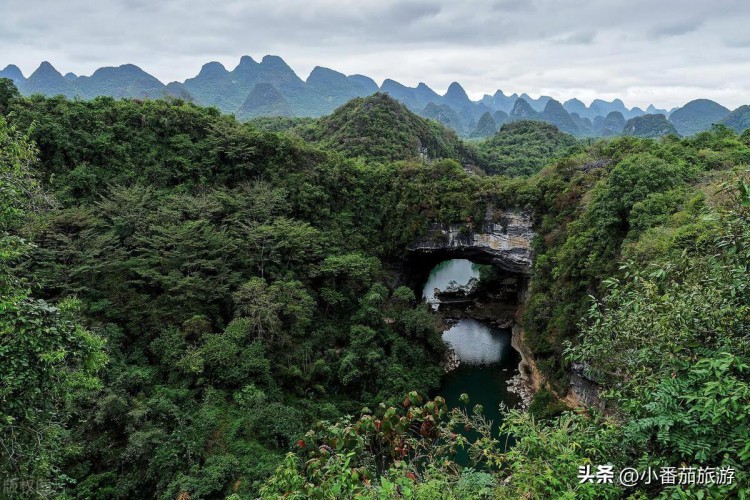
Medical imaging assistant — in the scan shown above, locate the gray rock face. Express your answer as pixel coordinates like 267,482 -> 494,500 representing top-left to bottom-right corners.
570,362 -> 603,409
408,208 -> 534,275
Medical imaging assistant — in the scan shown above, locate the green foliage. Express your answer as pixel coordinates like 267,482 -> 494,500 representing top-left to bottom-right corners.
522,130 -> 742,391
0,298 -> 106,481
0,78 -> 20,115
6,88 -> 750,498
7,95 -> 306,204
0,118 -> 106,485
5,93 -> 483,497
721,105 -> 750,134
246,115 -> 315,133
477,120 -> 580,176
563,176 -> 750,495
527,388 -> 568,420
300,93 -> 466,163
259,393 -> 491,499
623,114 -> 679,137
0,117 -> 38,285
497,410 -> 624,499
469,111 -> 497,139
260,394 -> 626,499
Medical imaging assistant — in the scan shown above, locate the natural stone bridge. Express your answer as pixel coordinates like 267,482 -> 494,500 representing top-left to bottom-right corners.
407,208 -> 535,275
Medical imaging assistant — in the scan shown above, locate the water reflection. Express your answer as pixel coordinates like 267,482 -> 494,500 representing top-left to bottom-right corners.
442,318 -> 510,365
438,319 -> 521,448
421,259 -> 480,304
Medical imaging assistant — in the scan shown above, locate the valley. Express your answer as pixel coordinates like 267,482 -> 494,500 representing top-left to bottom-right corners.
1,72 -> 749,498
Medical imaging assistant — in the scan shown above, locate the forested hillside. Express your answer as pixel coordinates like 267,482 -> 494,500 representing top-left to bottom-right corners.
0,82 -> 519,497
1,79 -> 749,498
476,121 -> 580,176
297,93 -> 470,163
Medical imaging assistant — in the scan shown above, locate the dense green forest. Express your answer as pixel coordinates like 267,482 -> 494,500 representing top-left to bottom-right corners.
475,120 -> 581,176
297,93 -> 470,163
1,78 -> 749,498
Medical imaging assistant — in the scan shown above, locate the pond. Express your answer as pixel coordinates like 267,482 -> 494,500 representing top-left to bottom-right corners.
422,259 -> 521,443
439,319 -> 521,435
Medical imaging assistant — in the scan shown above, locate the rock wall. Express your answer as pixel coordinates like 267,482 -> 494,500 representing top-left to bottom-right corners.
569,362 -> 604,409
407,208 -> 534,275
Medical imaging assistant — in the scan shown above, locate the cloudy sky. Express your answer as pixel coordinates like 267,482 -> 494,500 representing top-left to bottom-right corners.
2,0 -> 749,109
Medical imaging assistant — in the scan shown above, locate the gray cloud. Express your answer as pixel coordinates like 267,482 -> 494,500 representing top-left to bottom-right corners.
1,0 -> 750,109
490,0 -> 535,13
649,19 -> 703,39
557,30 -> 596,45
380,1 -> 443,23
722,36 -> 750,48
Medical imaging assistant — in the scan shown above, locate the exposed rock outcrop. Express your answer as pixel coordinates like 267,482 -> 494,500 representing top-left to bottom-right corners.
407,208 -> 534,275
568,362 -> 604,409
512,322 -> 543,392
441,347 -> 460,373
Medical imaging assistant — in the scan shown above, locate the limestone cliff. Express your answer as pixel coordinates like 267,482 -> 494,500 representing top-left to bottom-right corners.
407,208 -> 534,275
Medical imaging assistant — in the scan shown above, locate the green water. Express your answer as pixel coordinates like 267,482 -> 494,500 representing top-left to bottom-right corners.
423,260 -> 521,456
438,319 -> 521,434
422,258 -> 480,304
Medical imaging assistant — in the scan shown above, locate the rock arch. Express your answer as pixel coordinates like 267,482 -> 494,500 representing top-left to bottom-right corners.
407,208 -> 534,275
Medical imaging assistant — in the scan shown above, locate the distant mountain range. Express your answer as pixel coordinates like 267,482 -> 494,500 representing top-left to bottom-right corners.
3,56 -> 749,138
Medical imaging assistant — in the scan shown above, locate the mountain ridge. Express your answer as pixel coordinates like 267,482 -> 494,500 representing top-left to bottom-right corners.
4,57 -> 748,137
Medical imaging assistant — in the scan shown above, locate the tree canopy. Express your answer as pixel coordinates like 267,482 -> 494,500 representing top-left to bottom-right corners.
2,88 -> 749,497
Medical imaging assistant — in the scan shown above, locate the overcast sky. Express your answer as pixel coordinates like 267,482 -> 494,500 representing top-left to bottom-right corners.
2,0 -> 749,109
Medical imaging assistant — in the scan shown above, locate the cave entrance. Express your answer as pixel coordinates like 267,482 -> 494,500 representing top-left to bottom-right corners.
404,251 -> 528,316
421,258 -> 480,307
